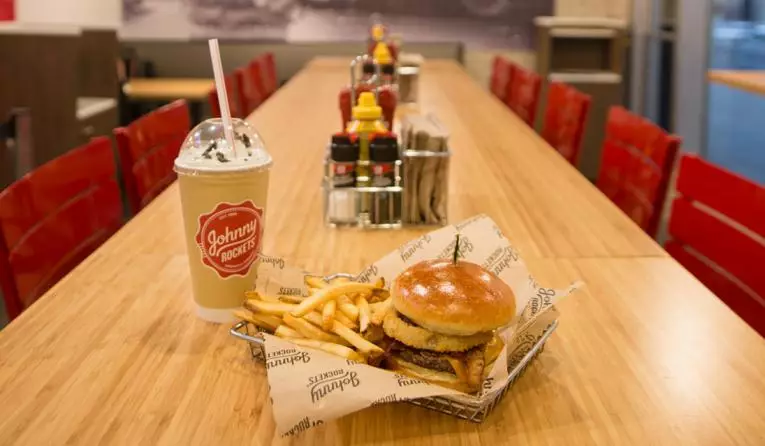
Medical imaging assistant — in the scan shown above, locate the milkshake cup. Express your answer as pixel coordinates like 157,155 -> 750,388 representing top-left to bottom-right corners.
175,117 -> 272,323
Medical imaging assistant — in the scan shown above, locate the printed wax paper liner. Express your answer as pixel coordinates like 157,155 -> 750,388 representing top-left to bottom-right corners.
254,214 -> 580,436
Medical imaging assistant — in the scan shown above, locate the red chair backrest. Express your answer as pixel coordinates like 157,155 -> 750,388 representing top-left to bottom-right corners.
0,137 -> 123,320
114,100 -> 190,215
208,73 -> 243,118
248,59 -> 269,102
235,65 -> 265,115
541,82 -> 592,166
505,65 -> 542,126
596,106 -> 680,237
489,56 -> 512,102
666,154 -> 765,337
258,52 -> 278,97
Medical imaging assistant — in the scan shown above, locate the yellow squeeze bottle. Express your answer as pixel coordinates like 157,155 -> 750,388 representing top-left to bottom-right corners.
346,92 -> 387,214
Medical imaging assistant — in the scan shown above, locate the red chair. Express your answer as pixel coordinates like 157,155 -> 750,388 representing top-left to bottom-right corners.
666,154 -> 765,337
596,106 -> 681,237
258,52 -> 278,98
505,65 -> 542,126
248,59 -> 269,102
489,56 -> 513,102
234,65 -> 265,116
114,100 -> 190,215
0,137 -> 123,320
208,73 -> 243,118
540,82 -> 592,166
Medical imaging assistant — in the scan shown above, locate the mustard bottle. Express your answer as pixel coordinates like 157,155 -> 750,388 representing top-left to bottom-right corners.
346,91 -> 387,190
368,24 -> 386,56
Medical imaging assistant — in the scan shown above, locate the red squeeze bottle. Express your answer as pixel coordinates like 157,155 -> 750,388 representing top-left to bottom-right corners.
339,43 -> 398,130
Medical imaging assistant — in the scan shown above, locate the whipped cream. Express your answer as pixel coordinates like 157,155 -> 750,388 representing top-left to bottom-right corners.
174,119 -> 273,173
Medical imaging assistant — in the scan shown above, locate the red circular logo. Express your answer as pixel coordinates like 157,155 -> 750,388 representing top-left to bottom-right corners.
195,200 -> 264,278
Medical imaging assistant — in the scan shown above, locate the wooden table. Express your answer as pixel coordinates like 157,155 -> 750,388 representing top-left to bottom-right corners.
122,78 -> 215,101
122,78 -> 215,123
708,70 -> 765,95
2,59 -> 764,444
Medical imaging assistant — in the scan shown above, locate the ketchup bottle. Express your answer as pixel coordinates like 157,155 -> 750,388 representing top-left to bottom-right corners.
339,44 -> 398,130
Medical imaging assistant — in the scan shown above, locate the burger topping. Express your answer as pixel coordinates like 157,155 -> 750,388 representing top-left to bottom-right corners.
465,348 -> 486,388
383,309 -> 492,352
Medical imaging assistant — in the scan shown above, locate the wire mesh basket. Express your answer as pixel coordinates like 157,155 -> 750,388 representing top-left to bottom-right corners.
231,316 -> 557,422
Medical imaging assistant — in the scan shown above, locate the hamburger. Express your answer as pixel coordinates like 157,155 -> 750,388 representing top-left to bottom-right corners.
381,259 -> 516,393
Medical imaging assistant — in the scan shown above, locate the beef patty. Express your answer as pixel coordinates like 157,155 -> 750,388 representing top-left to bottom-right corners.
384,314 -> 485,375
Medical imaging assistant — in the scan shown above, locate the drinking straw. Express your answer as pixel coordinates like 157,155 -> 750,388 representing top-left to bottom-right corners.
208,38 -> 237,157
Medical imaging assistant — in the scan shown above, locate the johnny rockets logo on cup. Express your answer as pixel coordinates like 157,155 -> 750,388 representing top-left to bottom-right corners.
196,200 -> 264,278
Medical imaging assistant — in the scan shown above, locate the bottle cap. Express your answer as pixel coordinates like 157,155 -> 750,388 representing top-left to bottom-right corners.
370,134 -> 399,162
331,134 -> 359,163
352,92 -> 382,120
371,24 -> 385,41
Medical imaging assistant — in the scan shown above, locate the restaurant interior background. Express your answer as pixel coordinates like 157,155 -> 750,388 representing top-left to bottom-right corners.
2,0 -> 765,441
0,0 -> 762,327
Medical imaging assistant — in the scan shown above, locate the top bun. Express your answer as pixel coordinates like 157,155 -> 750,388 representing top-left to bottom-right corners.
392,259 -> 516,336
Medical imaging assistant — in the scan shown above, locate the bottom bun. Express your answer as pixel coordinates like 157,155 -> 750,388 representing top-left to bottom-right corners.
387,357 -> 479,394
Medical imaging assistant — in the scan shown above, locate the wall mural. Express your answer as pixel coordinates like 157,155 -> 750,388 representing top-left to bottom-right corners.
122,0 -> 553,48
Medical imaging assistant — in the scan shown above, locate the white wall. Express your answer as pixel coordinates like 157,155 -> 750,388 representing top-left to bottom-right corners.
16,0 -> 120,28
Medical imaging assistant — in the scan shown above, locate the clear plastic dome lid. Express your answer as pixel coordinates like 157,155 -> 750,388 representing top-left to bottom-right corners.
174,117 -> 272,173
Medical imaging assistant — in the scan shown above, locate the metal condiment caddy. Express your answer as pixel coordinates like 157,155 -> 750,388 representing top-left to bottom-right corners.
323,147 -> 451,228
324,156 -> 404,229
328,55 -> 450,229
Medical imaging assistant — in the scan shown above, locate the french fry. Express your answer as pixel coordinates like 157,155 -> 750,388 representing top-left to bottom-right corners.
331,321 -> 384,355
301,310 -> 357,337
356,295 -> 371,332
307,287 -> 321,295
302,311 -> 325,328
277,294 -> 305,303
235,310 -> 281,332
244,300 -> 297,316
329,276 -> 351,285
290,338 -> 364,363
333,310 -> 358,329
263,293 -> 283,303
370,297 -> 392,326
275,325 -> 304,339
373,277 -> 385,288
291,282 -> 378,317
283,314 -> 350,346
322,300 -> 336,331
337,295 -> 360,321
304,276 -> 328,289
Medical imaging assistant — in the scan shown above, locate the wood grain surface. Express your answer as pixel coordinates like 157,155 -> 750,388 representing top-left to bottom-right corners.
708,70 -> 765,96
1,59 -> 763,445
122,78 -> 215,101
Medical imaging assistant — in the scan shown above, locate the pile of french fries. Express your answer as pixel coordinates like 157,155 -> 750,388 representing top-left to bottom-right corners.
236,276 -> 393,363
